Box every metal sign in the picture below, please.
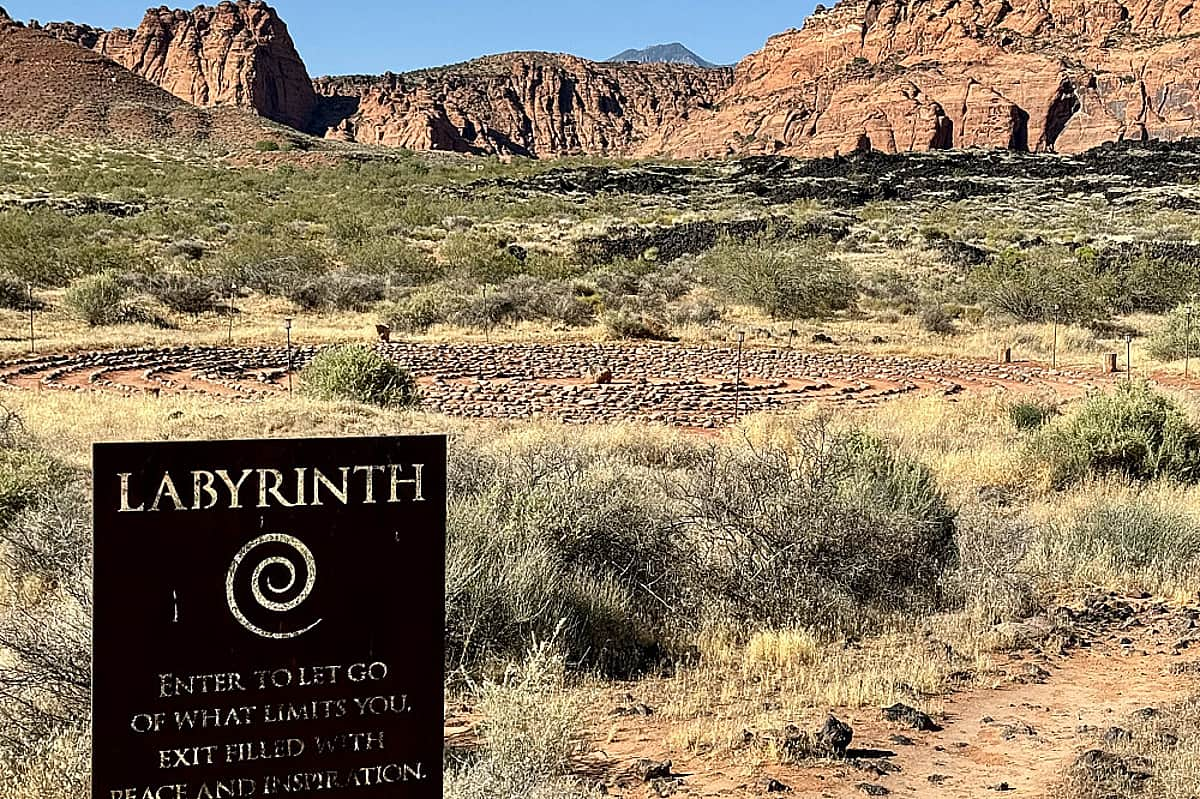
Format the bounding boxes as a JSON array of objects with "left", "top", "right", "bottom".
[{"left": 92, "top": 436, "right": 446, "bottom": 798}]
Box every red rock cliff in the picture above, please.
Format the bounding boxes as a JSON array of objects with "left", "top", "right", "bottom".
[
  {"left": 659, "top": 0, "right": 1200, "bottom": 157},
  {"left": 313, "top": 53, "right": 734, "bottom": 157},
  {"left": 46, "top": 1, "right": 317, "bottom": 132}
]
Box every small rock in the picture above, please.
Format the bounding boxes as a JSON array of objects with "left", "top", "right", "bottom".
[
  {"left": 817, "top": 715, "right": 854, "bottom": 758},
  {"left": 882, "top": 703, "right": 943, "bottom": 732},
  {"left": 634, "top": 759, "right": 673, "bottom": 782},
  {"left": 764, "top": 778, "right": 791, "bottom": 793}
]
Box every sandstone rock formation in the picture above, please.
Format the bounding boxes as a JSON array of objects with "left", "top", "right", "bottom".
[
  {"left": 30, "top": 0, "right": 1200, "bottom": 158},
  {"left": 0, "top": 6, "right": 289, "bottom": 144},
  {"left": 313, "top": 54, "right": 734, "bottom": 157},
  {"left": 658, "top": 0, "right": 1200, "bottom": 157},
  {"left": 46, "top": 0, "right": 317, "bottom": 131}
]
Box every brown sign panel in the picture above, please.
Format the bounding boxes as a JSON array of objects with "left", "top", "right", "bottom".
[{"left": 92, "top": 436, "right": 446, "bottom": 799}]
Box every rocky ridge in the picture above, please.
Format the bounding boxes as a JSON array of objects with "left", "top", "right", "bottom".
[
  {"left": 0, "top": 5, "right": 280, "bottom": 143},
  {"left": 313, "top": 53, "right": 733, "bottom": 157},
  {"left": 28, "top": 0, "right": 1200, "bottom": 157},
  {"left": 44, "top": 0, "right": 317, "bottom": 131},
  {"left": 659, "top": 0, "right": 1200, "bottom": 157}
]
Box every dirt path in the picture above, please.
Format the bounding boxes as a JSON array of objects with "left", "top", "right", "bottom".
[{"left": 567, "top": 596, "right": 1200, "bottom": 797}]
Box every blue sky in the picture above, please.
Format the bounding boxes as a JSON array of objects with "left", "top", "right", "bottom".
[{"left": 3, "top": 1, "right": 814, "bottom": 75}]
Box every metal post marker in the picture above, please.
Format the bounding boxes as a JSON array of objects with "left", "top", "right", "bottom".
[
  {"left": 27, "top": 283, "right": 35, "bottom": 354},
  {"left": 1187, "top": 296, "right": 1196, "bottom": 379},
  {"left": 227, "top": 283, "right": 236, "bottom": 345},
  {"left": 734, "top": 330, "right": 746, "bottom": 423},
  {"left": 284, "top": 317, "right": 294, "bottom": 393},
  {"left": 1125, "top": 334, "right": 1133, "bottom": 383},
  {"left": 1051, "top": 304, "right": 1059, "bottom": 370}
]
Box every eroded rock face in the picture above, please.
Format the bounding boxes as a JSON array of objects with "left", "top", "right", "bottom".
[
  {"left": 313, "top": 53, "right": 734, "bottom": 157},
  {"left": 659, "top": 0, "right": 1200, "bottom": 157},
  {"left": 47, "top": 1, "right": 317, "bottom": 131}
]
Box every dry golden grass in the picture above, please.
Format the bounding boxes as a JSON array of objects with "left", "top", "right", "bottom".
[{"left": 6, "top": 372, "right": 1200, "bottom": 792}]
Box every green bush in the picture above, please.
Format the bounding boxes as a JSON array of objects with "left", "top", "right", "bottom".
[
  {"left": 447, "top": 449, "right": 671, "bottom": 675},
  {"left": 1008, "top": 398, "right": 1059, "bottom": 430},
  {"left": 343, "top": 238, "right": 440, "bottom": 285},
  {"left": 441, "top": 234, "right": 522, "bottom": 283},
  {"left": 1147, "top": 304, "right": 1200, "bottom": 362},
  {"left": 299, "top": 346, "right": 419, "bottom": 407},
  {"left": 966, "top": 246, "right": 1114, "bottom": 323},
  {"left": 254, "top": 140, "right": 281, "bottom": 152},
  {"left": 1028, "top": 383, "right": 1200, "bottom": 487},
  {"left": 703, "top": 236, "right": 857, "bottom": 320},
  {"left": 1036, "top": 501, "right": 1200, "bottom": 593},
  {"left": 144, "top": 273, "right": 220, "bottom": 314},
  {"left": 64, "top": 272, "right": 127, "bottom": 326},
  {"left": 385, "top": 286, "right": 463, "bottom": 333},
  {"left": 674, "top": 425, "right": 957, "bottom": 633},
  {"left": 601, "top": 310, "right": 673, "bottom": 340},
  {"left": 0, "top": 274, "right": 36, "bottom": 311}
]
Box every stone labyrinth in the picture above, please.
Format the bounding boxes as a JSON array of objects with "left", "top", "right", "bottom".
[{"left": 0, "top": 343, "right": 1116, "bottom": 427}]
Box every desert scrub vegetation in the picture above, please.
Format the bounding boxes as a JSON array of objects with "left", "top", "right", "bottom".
[
  {"left": 445, "top": 418, "right": 958, "bottom": 678},
  {"left": 299, "top": 345, "right": 420, "bottom": 407},
  {"left": 444, "top": 636, "right": 600, "bottom": 799},
  {"left": 0, "top": 408, "right": 90, "bottom": 796},
  {"left": 63, "top": 270, "right": 129, "bottom": 326},
  {"left": 1063, "top": 695, "right": 1200, "bottom": 799},
  {"left": 1026, "top": 382, "right": 1200, "bottom": 488},
  {"left": 701, "top": 235, "right": 857, "bottom": 320},
  {"left": 1032, "top": 497, "right": 1200, "bottom": 597},
  {"left": 1147, "top": 302, "right": 1200, "bottom": 361}
]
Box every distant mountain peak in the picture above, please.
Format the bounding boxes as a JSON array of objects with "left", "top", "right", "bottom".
[{"left": 606, "top": 43, "right": 720, "bottom": 69}]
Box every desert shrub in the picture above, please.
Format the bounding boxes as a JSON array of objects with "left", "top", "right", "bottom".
[
  {"left": 601, "top": 310, "right": 673, "bottom": 340},
  {"left": 0, "top": 274, "right": 38, "bottom": 310},
  {"left": 920, "top": 304, "right": 956, "bottom": 334},
  {"left": 943, "top": 506, "right": 1037, "bottom": 625},
  {"left": 1034, "top": 500, "right": 1200, "bottom": 594},
  {"left": 1110, "top": 247, "right": 1200, "bottom": 314},
  {"left": 299, "top": 346, "right": 419, "bottom": 407},
  {"left": 254, "top": 140, "right": 281, "bottom": 152},
  {"left": 64, "top": 271, "right": 127, "bottom": 326},
  {"left": 1008, "top": 398, "right": 1060, "bottom": 430},
  {"left": 441, "top": 234, "right": 523, "bottom": 283},
  {"left": 673, "top": 424, "right": 957, "bottom": 634},
  {"left": 0, "top": 418, "right": 90, "bottom": 790},
  {"left": 144, "top": 273, "right": 220, "bottom": 314},
  {"left": 165, "top": 240, "right": 205, "bottom": 260},
  {"left": 967, "top": 246, "right": 1114, "bottom": 323},
  {"left": 0, "top": 209, "right": 137, "bottom": 286},
  {"left": 448, "top": 277, "right": 596, "bottom": 329},
  {"left": 218, "top": 236, "right": 331, "bottom": 295},
  {"left": 343, "top": 238, "right": 440, "bottom": 285},
  {"left": 859, "top": 266, "right": 920, "bottom": 313},
  {"left": 703, "top": 236, "right": 857, "bottom": 319},
  {"left": 287, "top": 272, "right": 386, "bottom": 312},
  {"left": 384, "top": 285, "right": 464, "bottom": 333},
  {"left": 1147, "top": 304, "right": 1200, "bottom": 361},
  {"left": 444, "top": 639, "right": 599, "bottom": 799},
  {"left": 446, "top": 439, "right": 674, "bottom": 674},
  {"left": 1028, "top": 383, "right": 1200, "bottom": 488},
  {"left": 668, "top": 295, "right": 723, "bottom": 327}
]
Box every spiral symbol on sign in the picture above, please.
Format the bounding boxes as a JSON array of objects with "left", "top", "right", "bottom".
[{"left": 225, "top": 533, "right": 322, "bottom": 640}]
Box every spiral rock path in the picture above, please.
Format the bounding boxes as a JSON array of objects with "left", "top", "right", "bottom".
[{"left": 0, "top": 343, "right": 1113, "bottom": 427}]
